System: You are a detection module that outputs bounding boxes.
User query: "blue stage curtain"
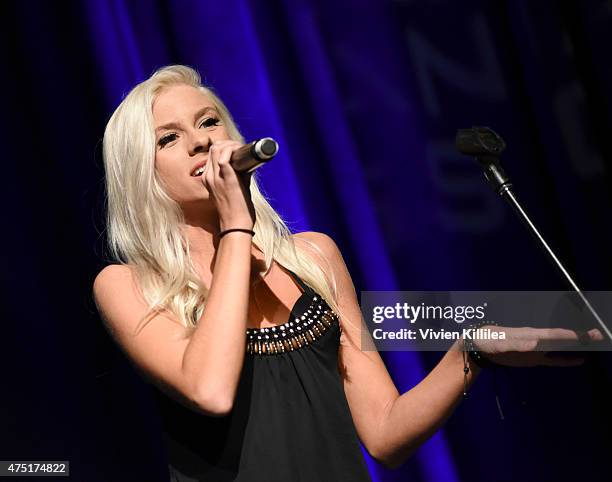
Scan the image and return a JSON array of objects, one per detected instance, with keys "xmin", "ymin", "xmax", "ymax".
[{"xmin": 1, "ymin": 1, "xmax": 610, "ymax": 481}]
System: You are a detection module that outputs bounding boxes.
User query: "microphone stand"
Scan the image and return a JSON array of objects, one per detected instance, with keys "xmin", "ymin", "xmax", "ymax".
[{"xmin": 456, "ymin": 126, "xmax": 612, "ymax": 342}]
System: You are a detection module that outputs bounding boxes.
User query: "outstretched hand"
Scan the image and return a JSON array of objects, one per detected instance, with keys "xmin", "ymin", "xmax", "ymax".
[{"xmin": 469, "ymin": 326, "xmax": 604, "ymax": 367}]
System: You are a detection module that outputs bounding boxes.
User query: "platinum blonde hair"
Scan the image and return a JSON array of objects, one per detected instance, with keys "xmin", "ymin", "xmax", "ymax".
[{"xmin": 102, "ymin": 65, "xmax": 347, "ymax": 335}]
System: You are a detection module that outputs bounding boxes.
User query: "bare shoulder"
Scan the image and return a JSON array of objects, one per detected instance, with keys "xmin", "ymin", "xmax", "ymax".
[
  {"xmin": 292, "ymin": 233, "xmax": 362, "ymax": 345},
  {"xmin": 93, "ymin": 264, "xmax": 140, "ymax": 315},
  {"xmin": 94, "ymin": 263, "xmax": 133, "ymax": 287},
  {"xmin": 92, "ymin": 263, "xmax": 183, "ymax": 338},
  {"xmin": 93, "ymin": 264, "xmax": 143, "ymax": 334},
  {"xmin": 92, "ymin": 263, "xmax": 201, "ymax": 411},
  {"xmin": 93, "ymin": 264, "xmax": 131, "ymax": 304},
  {"xmin": 291, "ymin": 231, "xmax": 342, "ymax": 262},
  {"xmin": 291, "ymin": 231, "xmax": 352, "ymax": 297}
]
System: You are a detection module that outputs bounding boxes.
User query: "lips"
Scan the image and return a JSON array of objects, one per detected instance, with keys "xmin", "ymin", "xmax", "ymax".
[{"xmin": 190, "ymin": 161, "xmax": 207, "ymax": 177}]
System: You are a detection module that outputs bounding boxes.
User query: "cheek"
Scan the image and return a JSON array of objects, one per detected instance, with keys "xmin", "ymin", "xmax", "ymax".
[
  {"xmin": 154, "ymin": 153, "xmax": 176, "ymax": 179},
  {"xmin": 154, "ymin": 152, "xmax": 191, "ymax": 197},
  {"xmin": 153, "ymin": 161, "xmax": 185, "ymax": 201},
  {"xmin": 217, "ymin": 126, "xmax": 232, "ymax": 140},
  {"xmin": 153, "ymin": 157, "xmax": 176, "ymax": 193}
]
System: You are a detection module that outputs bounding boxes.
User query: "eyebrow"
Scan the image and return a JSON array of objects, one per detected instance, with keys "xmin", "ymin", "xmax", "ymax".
[{"xmin": 155, "ymin": 106, "xmax": 219, "ymax": 134}]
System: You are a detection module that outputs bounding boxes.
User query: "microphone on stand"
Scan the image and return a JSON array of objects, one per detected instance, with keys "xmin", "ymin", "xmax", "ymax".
[
  {"xmin": 456, "ymin": 126, "xmax": 612, "ymax": 341},
  {"xmin": 230, "ymin": 137, "xmax": 279, "ymax": 173}
]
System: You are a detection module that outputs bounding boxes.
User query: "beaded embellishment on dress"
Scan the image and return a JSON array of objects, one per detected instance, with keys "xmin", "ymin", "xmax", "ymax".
[{"xmin": 245, "ymin": 269, "xmax": 339, "ymax": 355}]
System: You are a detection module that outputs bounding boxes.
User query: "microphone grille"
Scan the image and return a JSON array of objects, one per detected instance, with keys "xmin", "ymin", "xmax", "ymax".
[
  {"xmin": 259, "ymin": 138, "xmax": 278, "ymax": 156},
  {"xmin": 254, "ymin": 138, "xmax": 279, "ymax": 160}
]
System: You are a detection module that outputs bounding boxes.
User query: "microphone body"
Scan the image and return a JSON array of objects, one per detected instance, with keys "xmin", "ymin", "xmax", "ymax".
[{"xmin": 230, "ymin": 138, "xmax": 279, "ymax": 173}]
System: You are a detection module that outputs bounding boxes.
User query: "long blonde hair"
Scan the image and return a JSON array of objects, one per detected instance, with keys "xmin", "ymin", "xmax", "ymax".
[{"xmin": 102, "ymin": 64, "xmax": 346, "ymax": 334}]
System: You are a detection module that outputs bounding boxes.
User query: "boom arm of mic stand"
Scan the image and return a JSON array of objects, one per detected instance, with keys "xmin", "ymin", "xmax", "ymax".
[
  {"xmin": 499, "ymin": 183, "xmax": 612, "ymax": 341},
  {"xmin": 456, "ymin": 126, "xmax": 611, "ymax": 341}
]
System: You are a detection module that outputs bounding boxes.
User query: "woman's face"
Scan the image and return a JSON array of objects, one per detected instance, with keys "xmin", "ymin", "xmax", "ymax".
[{"xmin": 152, "ymin": 84, "xmax": 230, "ymax": 205}]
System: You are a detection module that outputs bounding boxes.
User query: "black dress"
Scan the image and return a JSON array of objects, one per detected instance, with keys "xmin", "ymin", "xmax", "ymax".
[{"xmin": 150, "ymin": 268, "xmax": 373, "ymax": 481}]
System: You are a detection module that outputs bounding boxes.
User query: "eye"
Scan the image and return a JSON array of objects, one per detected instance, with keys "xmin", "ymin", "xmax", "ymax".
[
  {"xmin": 200, "ymin": 117, "xmax": 222, "ymax": 128},
  {"xmin": 158, "ymin": 133, "xmax": 177, "ymax": 148}
]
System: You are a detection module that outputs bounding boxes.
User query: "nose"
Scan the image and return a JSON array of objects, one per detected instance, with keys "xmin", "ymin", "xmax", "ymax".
[{"xmin": 188, "ymin": 129, "xmax": 211, "ymax": 156}]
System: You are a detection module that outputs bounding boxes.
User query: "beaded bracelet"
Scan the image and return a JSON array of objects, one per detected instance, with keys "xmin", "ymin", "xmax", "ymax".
[
  {"xmin": 461, "ymin": 320, "xmax": 500, "ymax": 397},
  {"xmin": 217, "ymin": 228, "xmax": 255, "ymax": 239},
  {"xmin": 464, "ymin": 320, "xmax": 500, "ymax": 369}
]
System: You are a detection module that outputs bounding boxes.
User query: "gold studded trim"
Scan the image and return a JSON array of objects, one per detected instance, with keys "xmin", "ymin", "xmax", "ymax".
[{"xmin": 246, "ymin": 295, "xmax": 339, "ymax": 355}]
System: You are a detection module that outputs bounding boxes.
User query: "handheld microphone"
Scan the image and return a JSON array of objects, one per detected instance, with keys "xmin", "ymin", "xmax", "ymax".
[{"xmin": 230, "ymin": 138, "xmax": 279, "ymax": 173}]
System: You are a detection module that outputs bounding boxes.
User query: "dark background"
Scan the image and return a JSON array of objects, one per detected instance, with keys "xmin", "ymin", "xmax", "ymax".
[{"xmin": 1, "ymin": 0, "xmax": 611, "ymax": 481}]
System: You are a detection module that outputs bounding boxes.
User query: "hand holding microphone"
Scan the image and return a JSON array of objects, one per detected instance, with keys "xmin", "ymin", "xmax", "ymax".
[{"xmin": 201, "ymin": 138, "xmax": 278, "ymax": 231}]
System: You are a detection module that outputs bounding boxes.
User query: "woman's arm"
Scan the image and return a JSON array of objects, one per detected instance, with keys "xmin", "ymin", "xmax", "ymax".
[
  {"xmin": 295, "ymin": 231, "xmax": 478, "ymax": 468},
  {"xmin": 180, "ymin": 231, "xmax": 254, "ymax": 413},
  {"xmin": 295, "ymin": 231, "xmax": 600, "ymax": 469},
  {"xmin": 94, "ymin": 141, "xmax": 255, "ymax": 417},
  {"xmin": 93, "ymin": 231, "xmax": 253, "ymax": 417}
]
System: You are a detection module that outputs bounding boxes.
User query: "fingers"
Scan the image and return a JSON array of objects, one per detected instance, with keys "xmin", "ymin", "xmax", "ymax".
[
  {"xmin": 533, "ymin": 327, "xmax": 603, "ymax": 342},
  {"xmin": 202, "ymin": 151, "xmax": 214, "ymax": 191},
  {"xmin": 209, "ymin": 143, "xmax": 221, "ymax": 180},
  {"xmin": 535, "ymin": 328, "xmax": 584, "ymax": 351},
  {"xmin": 532, "ymin": 327, "xmax": 605, "ymax": 351},
  {"xmin": 202, "ymin": 140, "xmax": 243, "ymax": 189},
  {"xmin": 212, "ymin": 141, "xmax": 245, "ymax": 179},
  {"xmin": 199, "ymin": 140, "xmax": 255, "ymax": 228},
  {"xmin": 481, "ymin": 326, "xmax": 604, "ymax": 368},
  {"xmin": 586, "ymin": 328, "xmax": 604, "ymax": 342}
]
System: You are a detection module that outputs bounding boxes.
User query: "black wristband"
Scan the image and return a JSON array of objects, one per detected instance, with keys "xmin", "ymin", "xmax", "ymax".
[
  {"xmin": 217, "ymin": 228, "xmax": 255, "ymax": 239},
  {"xmin": 463, "ymin": 320, "xmax": 501, "ymax": 369}
]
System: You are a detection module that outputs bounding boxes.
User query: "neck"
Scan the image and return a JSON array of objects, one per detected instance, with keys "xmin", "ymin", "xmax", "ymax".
[
  {"xmin": 179, "ymin": 201, "xmax": 221, "ymax": 257},
  {"xmin": 179, "ymin": 205, "xmax": 263, "ymax": 277},
  {"xmin": 182, "ymin": 223, "xmax": 218, "ymax": 256}
]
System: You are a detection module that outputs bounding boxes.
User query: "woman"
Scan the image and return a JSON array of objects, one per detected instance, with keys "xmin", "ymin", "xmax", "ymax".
[{"xmin": 93, "ymin": 65, "xmax": 601, "ymax": 481}]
